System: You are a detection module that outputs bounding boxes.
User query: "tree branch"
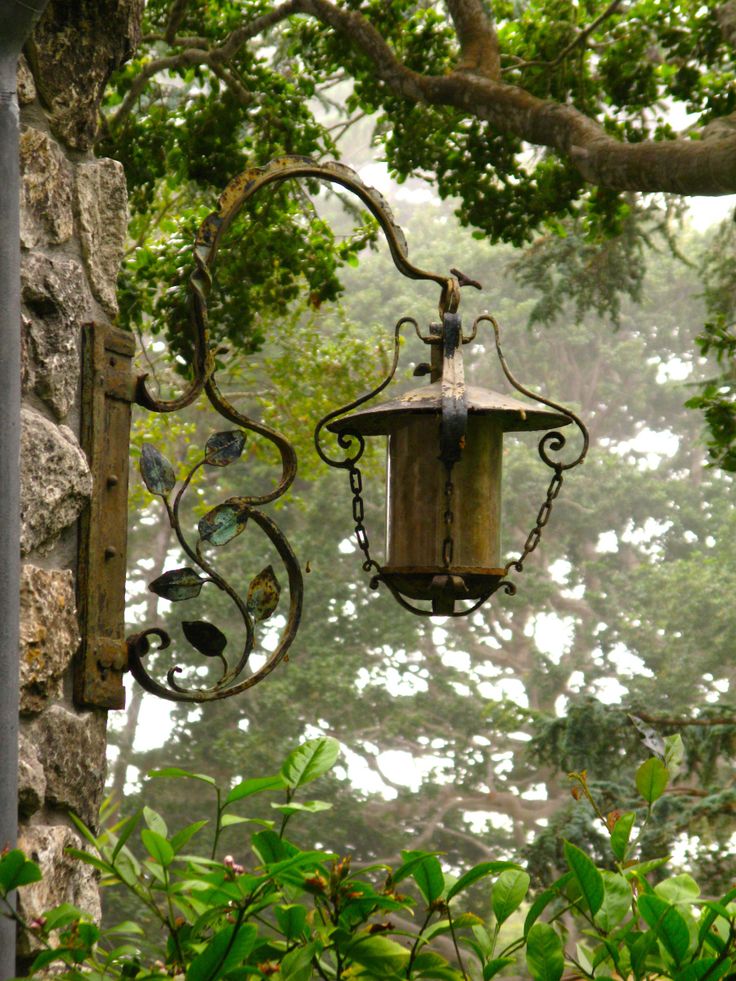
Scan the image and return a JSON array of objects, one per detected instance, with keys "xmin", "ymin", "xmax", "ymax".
[
  {"xmin": 117, "ymin": 0, "xmax": 736, "ymax": 195},
  {"xmin": 446, "ymin": 0, "xmax": 501, "ymax": 79},
  {"xmin": 634, "ymin": 712, "xmax": 736, "ymax": 727},
  {"xmin": 503, "ymin": 0, "xmax": 625, "ymax": 73}
]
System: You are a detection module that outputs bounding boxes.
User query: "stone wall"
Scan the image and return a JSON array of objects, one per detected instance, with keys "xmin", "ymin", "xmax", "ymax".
[{"xmin": 15, "ymin": 1, "xmax": 142, "ymax": 965}]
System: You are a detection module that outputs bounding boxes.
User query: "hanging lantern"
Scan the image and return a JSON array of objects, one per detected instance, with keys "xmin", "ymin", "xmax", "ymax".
[{"xmin": 316, "ymin": 310, "xmax": 588, "ymax": 616}]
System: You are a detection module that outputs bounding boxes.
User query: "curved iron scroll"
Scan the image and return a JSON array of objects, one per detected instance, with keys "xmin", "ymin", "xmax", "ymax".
[{"xmin": 127, "ymin": 157, "xmax": 456, "ymax": 700}]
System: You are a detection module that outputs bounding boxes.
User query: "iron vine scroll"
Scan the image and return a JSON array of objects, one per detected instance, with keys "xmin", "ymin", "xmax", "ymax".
[{"xmin": 126, "ymin": 156, "xmax": 460, "ymax": 702}]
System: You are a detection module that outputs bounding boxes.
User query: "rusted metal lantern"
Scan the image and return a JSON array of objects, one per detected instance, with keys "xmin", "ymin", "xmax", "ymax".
[
  {"xmin": 329, "ymin": 380, "xmax": 571, "ymax": 615},
  {"xmin": 320, "ymin": 310, "xmax": 587, "ymax": 616}
]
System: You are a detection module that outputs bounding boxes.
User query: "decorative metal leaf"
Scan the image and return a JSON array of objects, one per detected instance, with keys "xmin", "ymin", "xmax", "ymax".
[
  {"xmin": 198, "ymin": 499, "xmax": 249, "ymax": 546},
  {"xmin": 246, "ymin": 565, "xmax": 281, "ymax": 622},
  {"xmin": 149, "ymin": 568, "xmax": 205, "ymax": 602},
  {"xmin": 140, "ymin": 444, "xmax": 176, "ymax": 496},
  {"xmin": 204, "ymin": 430, "xmax": 246, "ymax": 467},
  {"xmin": 182, "ymin": 620, "xmax": 227, "ymax": 658}
]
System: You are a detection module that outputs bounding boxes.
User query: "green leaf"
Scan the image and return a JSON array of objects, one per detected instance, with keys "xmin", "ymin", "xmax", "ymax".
[
  {"xmin": 197, "ymin": 499, "xmax": 249, "ymax": 546},
  {"xmin": 595, "ymin": 871, "xmax": 632, "ymax": 931},
  {"xmin": 524, "ymin": 873, "xmax": 573, "ymax": 935},
  {"xmin": 656, "ymin": 874, "xmax": 700, "ymax": 905},
  {"xmin": 610, "ymin": 811, "xmax": 636, "ymax": 861},
  {"xmin": 492, "ymin": 868, "xmax": 530, "ymax": 925},
  {"xmin": 224, "ymin": 773, "xmax": 285, "ymax": 806},
  {"xmin": 182, "ymin": 620, "xmax": 227, "ymax": 658},
  {"xmin": 30, "ymin": 949, "xmax": 72, "ymax": 972},
  {"xmin": 251, "ymin": 828, "xmax": 292, "ymax": 865},
  {"xmin": 140, "ymin": 444, "xmax": 175, "ymax": 496},
  {"xmin": 412, "ymin": 950, "xmax": 453, "ymax": 974},
  {"xmin": 186, "ymin": 922, "xmax": 257, "ymax": 981},
  {"xmin": 638, "ymin": 893, "xmax": 690, "ymax": 965},
  {"xmin": 219, "ymin": 814, "xmax": 250, "ymax": 828},
  {"xmin": 281, "ymin": 737, "xmax": 340, "ymax": 790},
  {"xmin": 345, "ymin": 934, "xmax": 410, "ymax": 975},
  {"xmin": 630, "ymin": 929, "xmax": 659, "ymax": 977},
  {"xmin": 204, "ymin": 430, "xmax": 246, "ymax": 467},
  {"xmin": 446, "ymin": 861, "xmax": 522, "ymax": 902},
  {"xmin": 664, "ymin": 733, "xmax": 685, "ymax": 777},
  {"xmin": 111, "ymin": 811, "xmax": 142, "ymax": 861},
  {"xmin": 140, "ymin": 829, "xmax": 174, "ymax": 868},
  {"xmin": 636, "ymin": 757, "xmax": 669, "ymax": 804},
  {"xmin": 42, "ymin": 902, "xmax": 89, "ymax": 932},
  {"xmin": 65, "ymin": 848, "xmax": 114, "ymax": 876},
  {"xmin": 0, "ymin": 849, "xmax": 42, "ymax": 893},
  {"xmin": 484, "ymin": 958, "xmax": 516, "ymax": 979},
  {"xmin": 526, "ymin": 923, "xmax": 564, "ymax": 981},
  {"xmin": 271, "ymin": 800, "xmax": 333, "ymax": 816},
  {"xmin": 149, "ymin": 567, "xmax": 205, "ymax": 602},
  {"xmin": 625, "ymin": 856, "xmax": 671, "ymax": 878},
  {"xmin": 68, "ymin": 811, "xmax": 98, "ymax": 847},
  {"xmin": 101, "ymin": 920, "xmax": 145, "ymax": 936},
  {"xmin": 143, "ymin": 805, "xmax": 167, "ymax": 838},
  {"xmin": 564, "ymin": 841, "xmax": 604, "ymax": 916},
  {"xmin": 675, "ymin": 959, "xmax": 731, "ymax": 981},
  {"xmin": 275, "ymin": 903, "xmax": 307, "ymax": 940},
  {"xmin": 148, "ymin": 767, "xmax": 217, "ymax": 786},
  {"xmin": 279, "ymin": 943, "xmax": 317, "ymax": 981},
  {"xmin": 406, "ymin": 852, "xmax": 445, "ymax": 905},
  {"xmin": 391, "ymin": 850, "xmax": 443, "ymax": 887},
  {"xmin": 246, "ymin": 565, "xmax": 281, "ymax": 622},
  {"xmin": 170, "ymin": 820, "xmax": 208, "ymax": 853}
]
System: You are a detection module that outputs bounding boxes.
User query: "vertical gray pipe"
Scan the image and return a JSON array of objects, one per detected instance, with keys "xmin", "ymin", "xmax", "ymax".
[{"xmin": 0, "ymin": 2, "xmax": 50, "ymax": 977}]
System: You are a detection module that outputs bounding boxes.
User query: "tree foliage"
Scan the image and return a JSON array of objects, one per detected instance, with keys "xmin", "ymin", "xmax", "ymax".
[{"xmin": 101, "ymin": 0, "xmax": 736, "ymax": 464}]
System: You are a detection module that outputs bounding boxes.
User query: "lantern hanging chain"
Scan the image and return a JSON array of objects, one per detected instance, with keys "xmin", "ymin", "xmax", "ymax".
[
  {"xmin": 504, "ymin": 467, "xmax": 564, "ymax": 575},
  {"xmin": 442, "ymin": 466, "xmax": 455, "ymax": 569},
  {"xmin": 348, "ymin": 463, "xmax": 379, "ymax": 573}
]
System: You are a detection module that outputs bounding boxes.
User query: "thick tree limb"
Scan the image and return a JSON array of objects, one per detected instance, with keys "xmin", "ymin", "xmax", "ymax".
[
  {"xmin": 116, "ymin": 0, "xmax": 736, "ymax": 195},
  {"xmin": 290, "ymin": 0, "xmax": 736, "ymax": 195}
]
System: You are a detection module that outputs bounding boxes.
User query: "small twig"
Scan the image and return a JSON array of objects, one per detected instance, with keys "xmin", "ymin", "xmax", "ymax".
[{"xmin": 501, "ymin": 0, "xmax": 624, "ymax": 73}]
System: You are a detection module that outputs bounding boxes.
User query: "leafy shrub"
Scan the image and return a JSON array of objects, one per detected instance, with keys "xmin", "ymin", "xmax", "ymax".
[{"xmin": 2, "ymin": 734, "xmax": 735, "ymax": 980}]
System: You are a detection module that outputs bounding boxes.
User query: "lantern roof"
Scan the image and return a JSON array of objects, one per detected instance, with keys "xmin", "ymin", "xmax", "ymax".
[{"xmin": 328, "ymin": 381, "xmax": 572, "ymax": 436}]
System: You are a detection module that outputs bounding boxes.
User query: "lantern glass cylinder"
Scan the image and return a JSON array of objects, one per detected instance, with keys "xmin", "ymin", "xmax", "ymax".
[{"xmin": 385, "ymin": 415, "xmax": 503, "ymax": 571}]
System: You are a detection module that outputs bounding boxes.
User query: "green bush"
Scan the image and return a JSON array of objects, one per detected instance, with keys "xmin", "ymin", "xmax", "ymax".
[{"xmin": 3, "ymin": 734, "xmax": 735, "ymax": 980}]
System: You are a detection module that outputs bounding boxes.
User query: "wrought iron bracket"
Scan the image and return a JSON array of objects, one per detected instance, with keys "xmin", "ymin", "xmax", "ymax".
[
  {"xmin": 74, "ymin": 156, "xmax": 590, "ymax": 704},
  {"xmin": 75, "ymin": 322, "xmax": 136, "ymax": 709}
]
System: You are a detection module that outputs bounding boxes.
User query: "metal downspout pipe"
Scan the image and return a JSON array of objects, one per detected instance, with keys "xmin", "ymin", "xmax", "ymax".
[{"xmin": 0, "ymin": 2, "xmax": 50, "ymax": 976}]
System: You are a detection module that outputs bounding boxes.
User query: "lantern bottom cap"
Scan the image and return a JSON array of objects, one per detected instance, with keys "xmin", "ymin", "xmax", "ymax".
[{"xmin": 378, "ymin": 565, "xmax": 507, "ymax": 603}]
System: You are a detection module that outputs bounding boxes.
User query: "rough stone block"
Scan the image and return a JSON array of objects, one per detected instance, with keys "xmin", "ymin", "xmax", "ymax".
[
  {"xmin": 20, "ymin": 127, "xmax": 74, "ymax": 249},
  {"xmin": 17, "ymin": 731, "xmax": 46, "ymax": 819},
  {"xmin": 16, "ymin": 825, "xmax": 102, "ymax": 957},
  {"xmin": 16, "ymin": 54, "xmax": 37, "ymax": 106},
  {"xmin": 20, "ymin": 565, "xmax": 80, "ymax": 715},
  {"xmin": 75, "ymin": 158, "xmax": 128, "ymax": 316},
  {"xmin": 28, "ymin": 706, "xmax": 107, "ymax": 829},
  {"xmin": 20, "ymin": 407, "xmax": 92, "ymax": 556},
  {"xmin": 21, "ymin": 253, "xmax": 89, "ymax": 419},
  {"xmin": 26, "ymin": 0, "xmax": 143, "ymax": 151}
]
